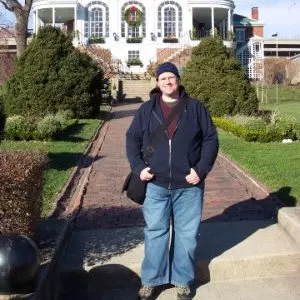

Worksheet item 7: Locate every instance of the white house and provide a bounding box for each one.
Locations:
[31,1,237,67]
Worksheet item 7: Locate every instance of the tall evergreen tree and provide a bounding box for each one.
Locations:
[181,36,258,116]
[3,26,103,118]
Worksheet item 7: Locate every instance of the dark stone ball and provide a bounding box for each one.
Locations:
[0,235,40,293]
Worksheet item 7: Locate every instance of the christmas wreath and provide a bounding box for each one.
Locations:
[124,5,143,26]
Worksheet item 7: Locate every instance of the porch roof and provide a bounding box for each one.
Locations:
[233,14,264,27]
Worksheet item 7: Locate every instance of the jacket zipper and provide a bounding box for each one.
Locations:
[152,111,172,189]
[168,139,172,189]
[152,108,187,190]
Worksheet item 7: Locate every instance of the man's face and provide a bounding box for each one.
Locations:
[157,72,179,97]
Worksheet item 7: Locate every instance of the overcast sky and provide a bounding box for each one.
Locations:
[1,0,299,38]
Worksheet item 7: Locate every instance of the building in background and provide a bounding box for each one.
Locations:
[2,1,299,80]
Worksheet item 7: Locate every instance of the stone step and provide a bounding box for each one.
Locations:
[278,207,300,245]
[60,220,300,284]
[59,275,300,300]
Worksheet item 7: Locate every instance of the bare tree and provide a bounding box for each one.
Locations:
[79,45,119,78]
[0,25,16,85]
[0,0,33,57]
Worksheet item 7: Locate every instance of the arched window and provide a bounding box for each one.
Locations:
[157,1,182,38]
[121,2,146,38]
[84,1,110,38]
[164,7,176,37]
[90,8,103,37]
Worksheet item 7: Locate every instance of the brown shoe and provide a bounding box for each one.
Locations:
[138,285,156,300]
[176,286,192,300]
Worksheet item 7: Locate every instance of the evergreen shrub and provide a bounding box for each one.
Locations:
[0,150,48,238]
[181,36,259,116]
[2,26,103,118]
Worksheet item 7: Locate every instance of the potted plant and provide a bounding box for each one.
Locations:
[127,58,143,67]
[89,35,105,44]
[163,35,178,43]
[126,37,143,43]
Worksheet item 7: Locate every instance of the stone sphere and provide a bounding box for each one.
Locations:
[0,235,40,292]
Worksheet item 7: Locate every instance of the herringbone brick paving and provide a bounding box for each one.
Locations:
[75,102,282,230]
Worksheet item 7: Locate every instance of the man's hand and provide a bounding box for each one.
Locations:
[140,167,154,181]
[185,168,200,185]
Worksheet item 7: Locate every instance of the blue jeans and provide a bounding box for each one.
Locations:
[141,182,204,287]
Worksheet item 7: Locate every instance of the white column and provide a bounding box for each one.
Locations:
[211,7,215,36]
[190,7,194,38]
[74,6,77,32]
[35,10,38,33]
[227,9,231,33]
[52,8,56,27]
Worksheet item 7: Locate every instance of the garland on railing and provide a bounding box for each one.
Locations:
[124,6,143,26]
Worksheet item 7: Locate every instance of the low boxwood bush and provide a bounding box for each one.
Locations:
[275,115,298,140]
[4,115,36,140]
[3,111,77,141]
[0,150,48,238]
[37,114,61,140]
[213,117,282,142]
[54,109,73,126]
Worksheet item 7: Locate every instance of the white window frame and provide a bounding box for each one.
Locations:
[128,50,140,59]
[88,5,106,38]
[163,5,178,38]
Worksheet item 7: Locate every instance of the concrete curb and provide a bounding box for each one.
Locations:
[33,109,112,300]
[63,119,111,217]
[218,153,271,200]
[278,207,300,245]
[48,109,112,218]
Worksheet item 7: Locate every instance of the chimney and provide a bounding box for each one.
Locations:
[252,7,259,20]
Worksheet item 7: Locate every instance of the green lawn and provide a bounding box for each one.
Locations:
[218,129,300,206]
[256,84,300,120]
[256,84,300,103]
[259,102,300,120]
[0,118,103,216]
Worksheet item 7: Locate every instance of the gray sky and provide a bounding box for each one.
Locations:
[1,0,299,38]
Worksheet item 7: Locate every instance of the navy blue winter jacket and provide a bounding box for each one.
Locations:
[126,86,219,190]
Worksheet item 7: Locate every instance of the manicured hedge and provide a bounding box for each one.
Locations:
[4,111,76,141]
[213,117,283,142]
[0,151,48,238]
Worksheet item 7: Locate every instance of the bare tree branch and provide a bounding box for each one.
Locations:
[24,0,32,11]
[0,0,13,11]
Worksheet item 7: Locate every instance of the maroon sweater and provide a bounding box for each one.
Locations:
[159,97,179,139]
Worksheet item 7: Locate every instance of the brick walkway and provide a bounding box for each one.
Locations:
[75,102,282,230]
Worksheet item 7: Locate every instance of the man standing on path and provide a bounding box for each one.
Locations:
[126,62,219,300]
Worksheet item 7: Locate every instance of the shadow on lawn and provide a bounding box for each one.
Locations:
[55,122,88,142]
